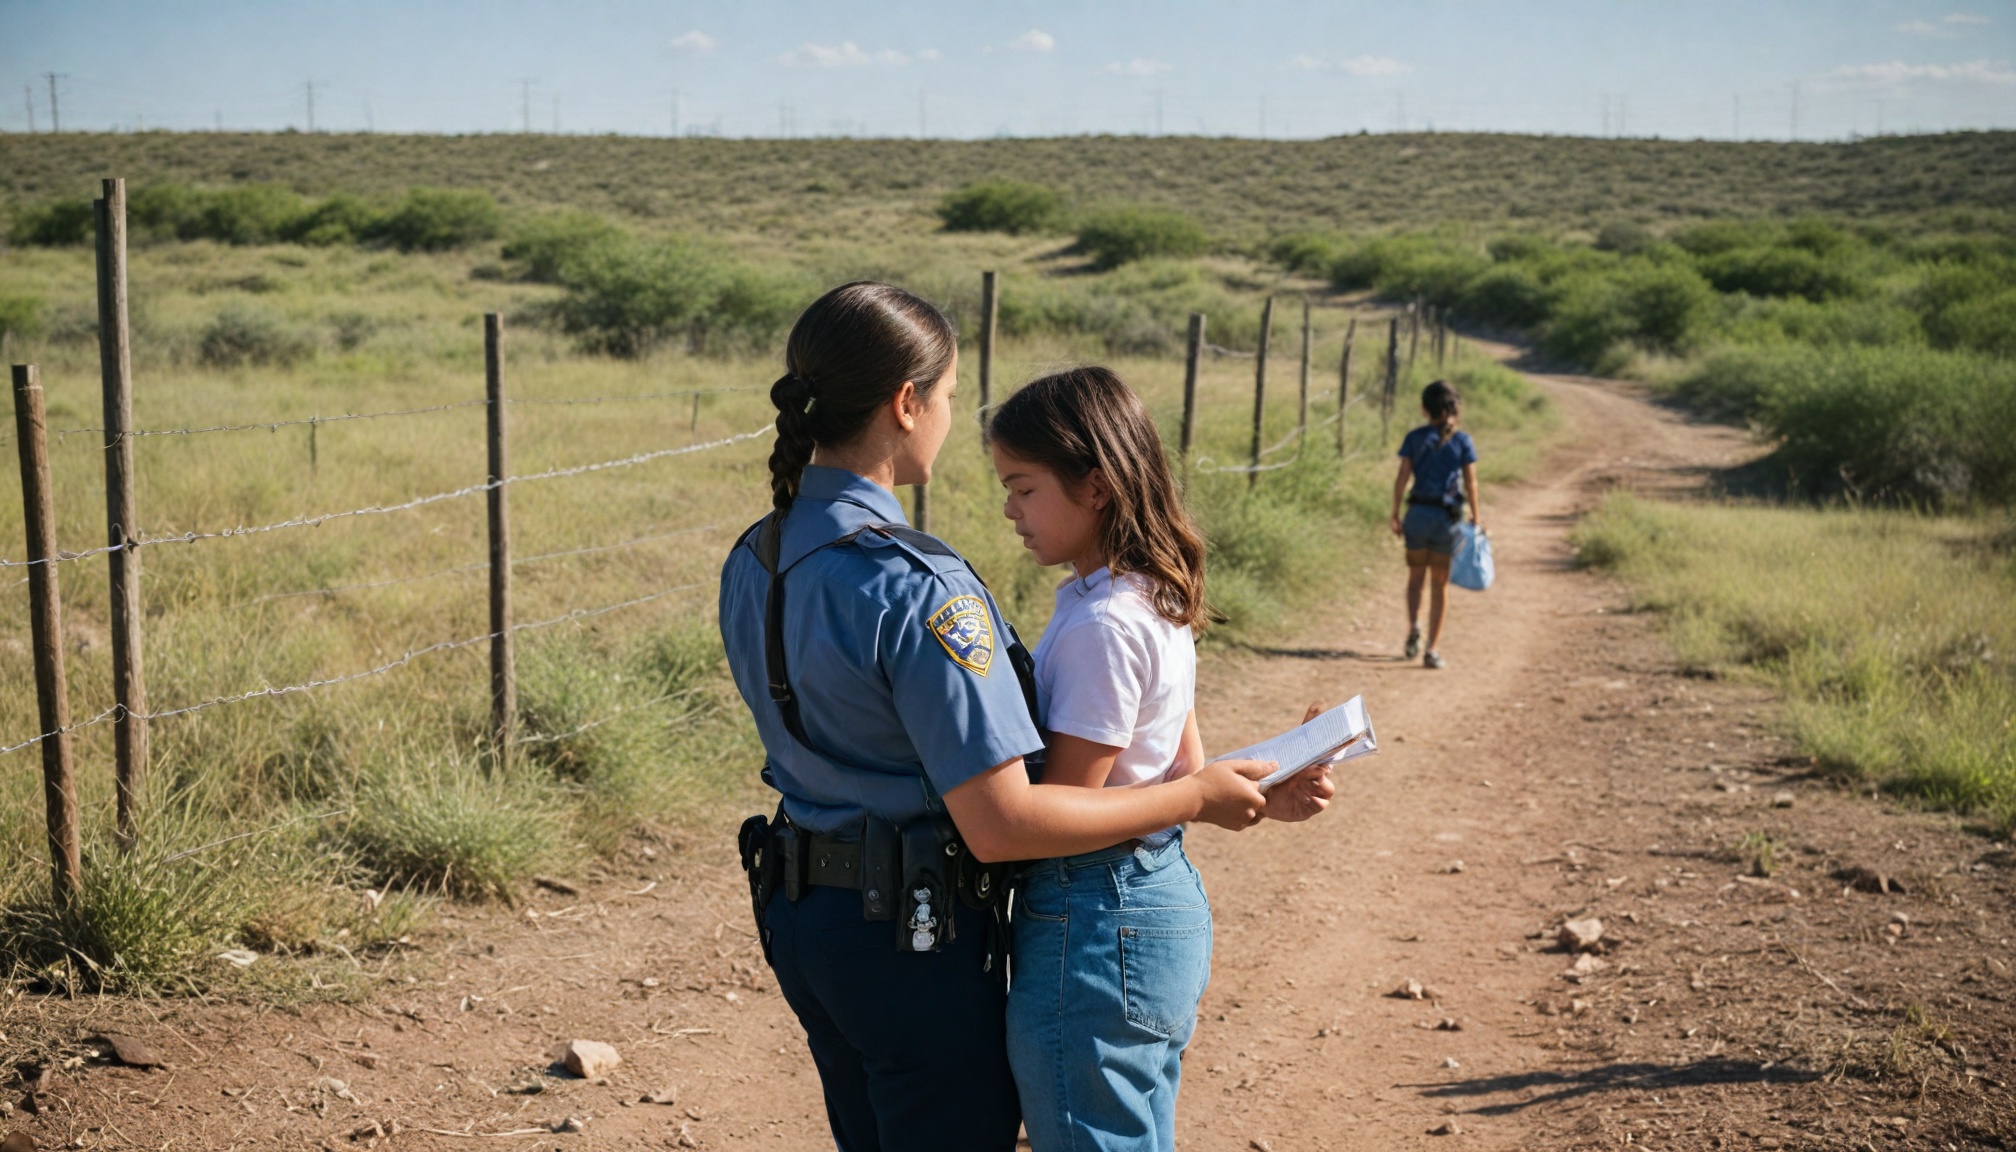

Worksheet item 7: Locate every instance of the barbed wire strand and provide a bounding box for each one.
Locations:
[139,580,709,724]
[508,386,763,406]
[122,424,773,553]
[248,522,724,604]
[0,704,125,759]
[53,400,491,441]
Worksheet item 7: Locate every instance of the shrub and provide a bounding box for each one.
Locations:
[281,193,383,246]
[503,211,626,282]
[551,236,809,356]
[1076,206,1209,268]
[1595,221,1654,254]
[366,187,501,252]
[184,185,310,244]
[1461,265,1551,327]
[937,179,1062,235]
[1673,219,1778,256]
[199,305,318,368]
[1924,289,2016,356]
[1697,246,1864,302]
[1269,230,1349,276]
[8,198,94,246]
[1618,263,1716,352]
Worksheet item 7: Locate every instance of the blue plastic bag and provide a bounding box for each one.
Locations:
[1451,523,1494,591]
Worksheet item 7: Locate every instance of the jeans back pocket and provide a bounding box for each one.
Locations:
[1117,920,1212,1039]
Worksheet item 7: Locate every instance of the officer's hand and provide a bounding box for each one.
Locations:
[1193,759,1269,831]
[1263,763,1335,823]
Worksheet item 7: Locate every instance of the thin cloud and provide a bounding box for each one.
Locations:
[1830,58,2016,86]
[1288,53,1412,75]
[1008,29,1057,53]
[1946,12,1991,24]
[1105,58,1171,77]
[669,30,717,53]
[1896,19,1948,35]
[777,41,911,68]
[918,48,943,62]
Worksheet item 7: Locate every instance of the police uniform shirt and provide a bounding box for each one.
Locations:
[720,465,1045,836]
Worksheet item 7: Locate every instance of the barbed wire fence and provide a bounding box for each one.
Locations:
[6,186,1460,906]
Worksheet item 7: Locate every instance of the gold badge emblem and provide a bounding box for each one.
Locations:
[927,595,995,676]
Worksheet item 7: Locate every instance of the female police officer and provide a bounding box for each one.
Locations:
[719,282,1278,1151]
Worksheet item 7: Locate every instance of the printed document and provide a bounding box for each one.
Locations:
[1211,696,1378,789]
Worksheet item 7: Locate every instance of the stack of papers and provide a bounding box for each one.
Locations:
[1211,696,1379,790]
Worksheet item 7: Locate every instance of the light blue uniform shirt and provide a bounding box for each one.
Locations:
[719,466,1045,835]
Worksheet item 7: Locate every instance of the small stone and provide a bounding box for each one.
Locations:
[1428,1119,1463,1136]
[676,1124,699,1148]
[559,1039,621,1080]
[641,1090,678,1106]
[2,1132,38,1152]
[1442,861,1465,874]
[1443,1056,1461,1069]
[553,1116,586,1133]
[19,1067,53,1096]
[640,978,661,989]
[1834,866,1905,895]
[349,1051,381,1070]
[349,1121,385,1141]
[1564,954,1608,982]
[1891,911,1910,927]
[1249,1140,1274,1152]
[535,876,580,896]
[1434,1018,1462,1031]
[92,1034,162,1068]
[1771,792,1794,808]
[314,1076,359,1104]
[1392,980,1426,1001]
[1570,998,1591,1016]
[1557,918,1604,953]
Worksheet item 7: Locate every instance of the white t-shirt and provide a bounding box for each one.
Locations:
[1032,568,1197,795]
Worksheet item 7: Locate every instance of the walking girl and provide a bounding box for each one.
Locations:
[719,283,1280,1152]
[989,366,1335,1152]
[1389,379,1483,670]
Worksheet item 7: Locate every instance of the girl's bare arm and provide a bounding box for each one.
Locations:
[1463,461,1482,530]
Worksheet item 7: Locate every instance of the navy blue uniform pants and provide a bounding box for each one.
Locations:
[762,885,1020,1152]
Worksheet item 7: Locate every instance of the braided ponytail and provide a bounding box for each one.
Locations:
[764,282,958,517]
[1421,379,1461,446]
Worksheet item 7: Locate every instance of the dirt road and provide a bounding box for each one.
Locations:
[5,366,2012,1151]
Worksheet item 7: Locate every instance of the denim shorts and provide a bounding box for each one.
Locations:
[1007,832,1212,1152]
[1403,502,1462,556]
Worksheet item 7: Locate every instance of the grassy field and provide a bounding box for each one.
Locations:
[1574,494,2016,836]
[0,208,1553,995]
[5,130,2015,244]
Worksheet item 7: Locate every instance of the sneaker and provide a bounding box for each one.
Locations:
[1404,627,1422,659]
[1423,650,1446,670]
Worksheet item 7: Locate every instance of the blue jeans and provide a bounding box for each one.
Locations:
[1007,833,1212,1152]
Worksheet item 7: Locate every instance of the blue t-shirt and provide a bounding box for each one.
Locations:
[719,466,1045,834]
[1397,426,1477,508]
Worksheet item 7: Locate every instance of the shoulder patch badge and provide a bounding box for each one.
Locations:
[927,595,995,676]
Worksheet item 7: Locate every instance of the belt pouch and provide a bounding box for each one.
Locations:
[899,818,954,952]
[862,817,898,921]
[778,822,804,903]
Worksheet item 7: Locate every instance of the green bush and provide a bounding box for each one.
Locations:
[1076,206,1209,268]
[1672,219,1778,256]
[281,192,383,246]
[1671,344,2016,504]
[551,236,810,356]
[503,211,627,283]
[1460,265,1552,327]
[937,179,1062,235]
[1268,230,1349,276]
[199,304,318,368]
[1697,246,1865,302]
[8,197,94,246]
[365,187,501,252]
[185,185,310,244]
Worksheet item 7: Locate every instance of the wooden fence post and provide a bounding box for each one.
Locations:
[1382,316,1400,446]
[1336,317,1356,456]
[978,269,998,442]
[1297,297,1312,448]
[484,314,516,762]
[94,177,146,850]
[1247,296,1273,488]
[1406,298,1422,370]
[14,364,81,904]
[1180,312,1203,482]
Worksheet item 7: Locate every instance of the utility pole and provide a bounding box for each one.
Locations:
[45,73,64,132]
[23,86,35,133]
[516,78,535,133]
[304,80,315,132]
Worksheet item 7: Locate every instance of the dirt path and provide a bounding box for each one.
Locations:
[6,365,2012,1151]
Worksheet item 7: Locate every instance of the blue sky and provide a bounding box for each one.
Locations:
[4,0,2012,139]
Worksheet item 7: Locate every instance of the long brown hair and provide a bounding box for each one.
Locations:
[1421,379,1461,442]
[988,366,1211,631]
[768,281,958,515]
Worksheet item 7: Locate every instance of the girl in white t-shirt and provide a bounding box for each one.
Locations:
[989,366,1334,1152]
